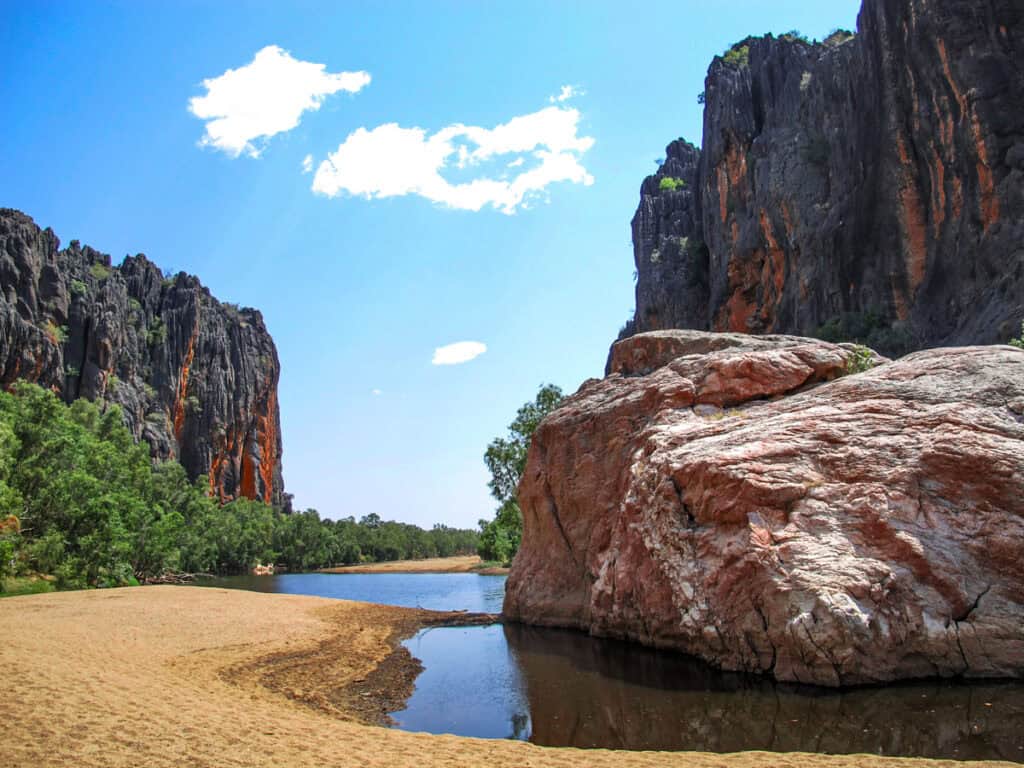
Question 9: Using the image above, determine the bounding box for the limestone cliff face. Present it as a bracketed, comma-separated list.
[628, 0, 1024, 357]
[0, 209, 285, 506]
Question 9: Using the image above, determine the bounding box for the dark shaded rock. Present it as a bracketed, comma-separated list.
[622, 0, 1024, 360]
[0, 209, 285, 506]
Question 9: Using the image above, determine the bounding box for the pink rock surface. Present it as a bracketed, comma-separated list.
[504, 330, 1024, 686]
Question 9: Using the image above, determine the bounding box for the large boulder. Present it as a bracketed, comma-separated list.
[504, 330, 1024, 686]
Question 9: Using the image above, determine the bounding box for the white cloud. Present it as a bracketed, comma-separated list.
[371, 388, 382, 396]
[432, 341, 487, 366]
[312, 105, 594, 214]
[302, 154, 314, 173]
[189, 45, 371, 158]
[549, 85, 583, 103]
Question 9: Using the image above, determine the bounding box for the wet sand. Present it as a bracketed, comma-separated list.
[0, 586, 1013, 768]
[321, 554, 509, 575]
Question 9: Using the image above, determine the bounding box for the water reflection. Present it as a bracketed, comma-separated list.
[395, 622, 1024, 761]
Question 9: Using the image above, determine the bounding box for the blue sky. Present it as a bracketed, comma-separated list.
[0, 1, 860, 529]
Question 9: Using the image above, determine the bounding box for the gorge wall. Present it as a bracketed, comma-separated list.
[0, 209, 285, 506]
[626, 0, 1024, 356]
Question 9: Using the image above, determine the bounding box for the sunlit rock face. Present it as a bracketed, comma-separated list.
[505, 330, 1024, 686]
[625, 0, 1024, 357]
[0, 208, 285, 506]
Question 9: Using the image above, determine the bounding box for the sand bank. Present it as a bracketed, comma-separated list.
[0, 586, 1011, 768]
[321, 554, 508, 575]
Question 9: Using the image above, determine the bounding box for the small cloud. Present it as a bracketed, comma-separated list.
[302, 154, 314, 173]
[189, 45, 371, 158]
[432, 341, 487, 366]
[312, 105, 594, 214]
[549, 84, 583, 103]
[371, 388, 382, 396]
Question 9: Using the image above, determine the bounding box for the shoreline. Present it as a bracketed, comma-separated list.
[1, 586, 1015, 768]
[319, 554, 509, 576]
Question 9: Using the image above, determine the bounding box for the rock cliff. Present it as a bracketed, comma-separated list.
[504, 330, 1024, 685]
[0, 209, 285, 506]
[627, 0, 1024, 357]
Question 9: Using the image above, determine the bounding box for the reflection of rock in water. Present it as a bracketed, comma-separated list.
[503, 623, 1024, 760]
[509, 712, 530, 741]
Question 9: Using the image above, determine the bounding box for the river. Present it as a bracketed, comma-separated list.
[195, 572, 1024, 761]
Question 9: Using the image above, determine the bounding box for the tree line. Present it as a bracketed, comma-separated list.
[0, 382, 477, 592]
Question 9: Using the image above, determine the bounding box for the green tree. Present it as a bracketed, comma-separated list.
[479, 384, 564, 564]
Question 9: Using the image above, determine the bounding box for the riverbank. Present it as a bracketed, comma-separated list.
[321, 554, 509, 575]
[0, 587, 1013, 768]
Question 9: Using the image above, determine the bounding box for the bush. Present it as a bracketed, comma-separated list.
[70, 279, 87, 296]
[45, 321, 68, 344]
[658, 177, 686, 192]
[845, 345, 876, 375]
[723, 44, 750, 67]
[1009, 322, 1024, 349]
[90, 263, 112, 281]
[146, 317, 167, 347]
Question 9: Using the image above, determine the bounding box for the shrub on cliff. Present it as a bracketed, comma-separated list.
[1009, 322, 1024, 349]
[722, 44, 749, 67]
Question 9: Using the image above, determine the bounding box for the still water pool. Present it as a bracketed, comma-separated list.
[195, 571, 505, 612]
[195, 573, 1024, 761]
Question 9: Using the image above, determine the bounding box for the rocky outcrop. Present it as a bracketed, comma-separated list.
[627, 0, 1024, 357]
[0, 209, 285, 506]
[505, 330, 1024, 686]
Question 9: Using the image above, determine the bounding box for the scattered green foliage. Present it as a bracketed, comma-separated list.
[658, 176, 687, 192]
[184, 395, 202, 415]
[783, 29, 811, 43]
[478, 384, 564, 565]
[697, 91, 706, 105]
[1009, 322, 1024, 349]
[70, 279, 88, 296]
[65, 365, 79, 378]
[89, 263, 112, 281]
[146, 317, 167, 347]
[45, 321, 69, 344]
[722, 44, 750, 67]
[845, 345, 876, 375]
[812, 310, 915, 356]
[128, 298, 142, 312]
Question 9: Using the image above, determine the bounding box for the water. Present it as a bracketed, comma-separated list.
[193, 573, 1024, 760]
[394, 623, 1024, 761]
[193, 571, 505, 613]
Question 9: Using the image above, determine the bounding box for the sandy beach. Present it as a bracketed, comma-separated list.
[0, 586, 1013, 768]
[321, 554, 508, 575]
